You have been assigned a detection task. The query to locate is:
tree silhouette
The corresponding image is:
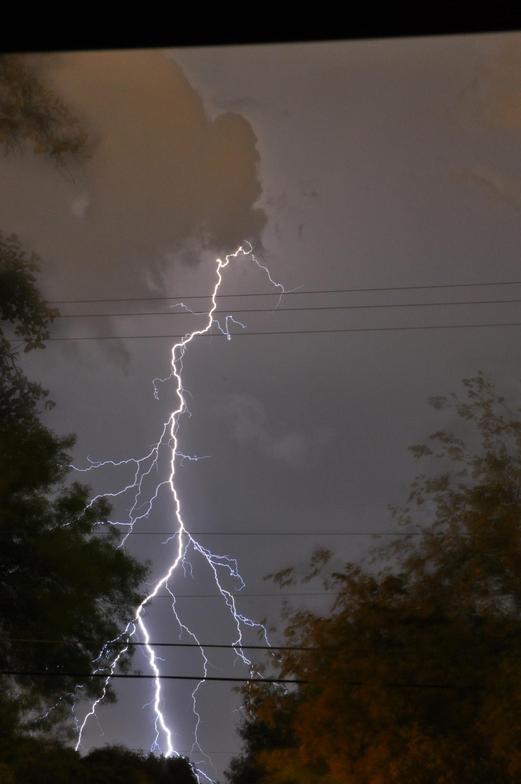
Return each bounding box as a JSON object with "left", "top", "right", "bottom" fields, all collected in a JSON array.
[
  {"left": 0, "top": 740, "right": 198, "bottom": 783},
  {"left": 0, "top": 54, "right": 89, "bottom": 164},
  {"left": 226, "top": 374, "right": 521, "bottom": 784},
  {"left": 0, "top": 230, "right": 147, "bottom": 740}
]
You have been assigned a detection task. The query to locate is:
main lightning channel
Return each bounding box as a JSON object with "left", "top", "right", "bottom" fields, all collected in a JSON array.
[{"left": 72, "top": 244, "right": 284, "bottom": 780}]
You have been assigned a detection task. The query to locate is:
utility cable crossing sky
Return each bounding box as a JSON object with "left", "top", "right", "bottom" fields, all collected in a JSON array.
[{"left": 71, "top": 244, "right": 285, "bottom": 782}]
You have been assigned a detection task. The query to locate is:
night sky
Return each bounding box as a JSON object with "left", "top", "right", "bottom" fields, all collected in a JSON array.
[{"left": 4, "top": 33, "right": 521, "bottom": 780}]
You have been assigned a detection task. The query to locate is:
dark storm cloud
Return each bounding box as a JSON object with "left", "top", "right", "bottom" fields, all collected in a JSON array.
[
  {"left": 225, "top": 393, "right": 334, "bottom": 468},
  {"left": 462, "top": 165, "right": 521, "bottom": 211}
]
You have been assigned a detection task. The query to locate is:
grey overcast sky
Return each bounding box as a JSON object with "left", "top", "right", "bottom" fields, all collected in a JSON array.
[{"left": 5, "top": 32, "right": 521, "bottom": 780}]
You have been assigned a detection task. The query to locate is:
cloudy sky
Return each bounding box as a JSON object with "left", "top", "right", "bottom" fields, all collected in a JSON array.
[{"left": 5, "top": 32, "right": 521, "bottom": 779}]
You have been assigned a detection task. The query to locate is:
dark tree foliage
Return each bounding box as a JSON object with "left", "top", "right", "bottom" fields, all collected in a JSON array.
[
  {"left": 82, "top": 746, "right": 198, "bottom": 784},
  {"left": 226, "top": 374, "right": 521, "bottom": 784},
  {"left": 0, "top": 230, "right": 58, "bottom": 452},
  {"left": 0, "top": 230, "right": 58, "bottom": 351},
  {"left": 0, "top": 53, "right": 161, "bottom": 770},
  {"left": 0, "top": 54, "right": 90, "bottom": 164},
  {"left": 224, "top": 685, "right": 298, "bottom": 784},
  {"left": 0, "top": 240, "right": 148, "bottom": 737},
  {"left": 0, "top": 741, "right": 198, "bottom": 783}
]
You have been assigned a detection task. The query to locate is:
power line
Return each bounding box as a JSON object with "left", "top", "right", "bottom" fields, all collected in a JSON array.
[
  {"left": 0, "top": 590, "right": 336, "bottom": 600},
  {"left": 24, "top": 320, "right": 521, "bottom": 343},
  {"left": 94, "top": 530, "right": 423, "bottom": 536},
  {"left": 1, "top": 670, "right": 479, "bottom": 690},
  {"left": 150, "top": 592, "right": 335, "bottom": 599},
  {"left": 0, "top": 529, "right": 423, "bottom": 539},
  {"left": 53, "top": 297, "right": 521, "bottom": 319},
  {"left": 7, "top": 613, "right": 480, "bottom": 649},
  {"left": 3, "top": 579, "right": 490, "bottom": 602},
  {"left": 0, "top": 593, "right": 336, "bottom": 608},
  {"left": 0, "top": 528, "right": 425, "bottom": 536},
  {"left": 0, "top": 670, "right": 307, "bottom": 684},
  {"left": 8, "top": 638, "right": 314, "bottom": 651},
  {"left": 47, "top": 279, "right": 521, "bottom": 305},
  {"left": 175, "top": 751, "right": 238, "bottom": 755}
]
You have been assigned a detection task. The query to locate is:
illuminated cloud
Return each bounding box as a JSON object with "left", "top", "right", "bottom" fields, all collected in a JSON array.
[
  {"left": 458, "top": 36, "right": 521, "bottom": 132},
  {"left": 4, "top": 50, "right": 266, "bottom": 298},
  {"left": 456, "top": 37, "right": 521, "bottom": 211}
]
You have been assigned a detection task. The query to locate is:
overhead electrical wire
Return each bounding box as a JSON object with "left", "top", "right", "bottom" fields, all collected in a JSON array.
[
  {"left": 94, "top": 592, "right": 334, "bottom": 600},
  {"left": 53, "top": 296, "right": 521, "bottom": 319},
  {"left": 0, "top": 591, "right": 334, "bottom": 600},
  {"left": 47, "top": 278, "right": 521, "bottom": 306},
  {"left": 0, "top": 670, "right": 307, "bottom": 685},
  {"left": 1, "top": 670, "right": 480, "bottom": 690},
  {"left": 8, "top": 639, "right": 316, "bottom": 651},
  {"left": 25, "top": 320, "right": 521, "bottom": 342},
  {"left": 103, "top": 530, "right": 422, "bottom": 536},
  {"left": 6, "top": 278, "right": 509, "bottom": 703},
  {"left": 11, "top": 287, "right": 521, "bottom": 344}
]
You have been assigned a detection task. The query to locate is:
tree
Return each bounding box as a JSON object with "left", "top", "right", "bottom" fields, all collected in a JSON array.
[
  {"left": 226, "top": 374, "right": 521, "bottom": 784},
  {"left": 0, "top": 230, "right": 59, "bottom": 472},
  {"left": 81, "top": 745, "right": 198, "bottom": 784},
  {"left": 0, "top": 58, "right": 198, "bottom": 778},
  {"left": 0, "top": 54, "right": 89, "bottom": 164},
  {"left": 0, "top": 740, "right": 198, "bottom": 783},
  {"left": 0, "top": 237, "right": 148, "bottom": 739},
  {"left": 0, "top": 55, "right": 143, "bottom": 741},
  {"left": 224, "top": 685, "right": 297, "bottom": 784}
]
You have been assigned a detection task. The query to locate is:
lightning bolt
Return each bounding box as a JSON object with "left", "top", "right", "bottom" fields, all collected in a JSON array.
[{"left": 71, "top": 244, "right": 284, "bottom": 780}]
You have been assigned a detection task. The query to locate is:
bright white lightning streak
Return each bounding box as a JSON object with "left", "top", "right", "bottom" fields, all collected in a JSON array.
[{"left": 73, "top": 244, "right": 284, "bottom": 777}]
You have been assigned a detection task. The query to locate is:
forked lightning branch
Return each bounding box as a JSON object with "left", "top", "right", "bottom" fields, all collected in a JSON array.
[{"left": 70, "top": 245, "right": 285, "bottom": 781}]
